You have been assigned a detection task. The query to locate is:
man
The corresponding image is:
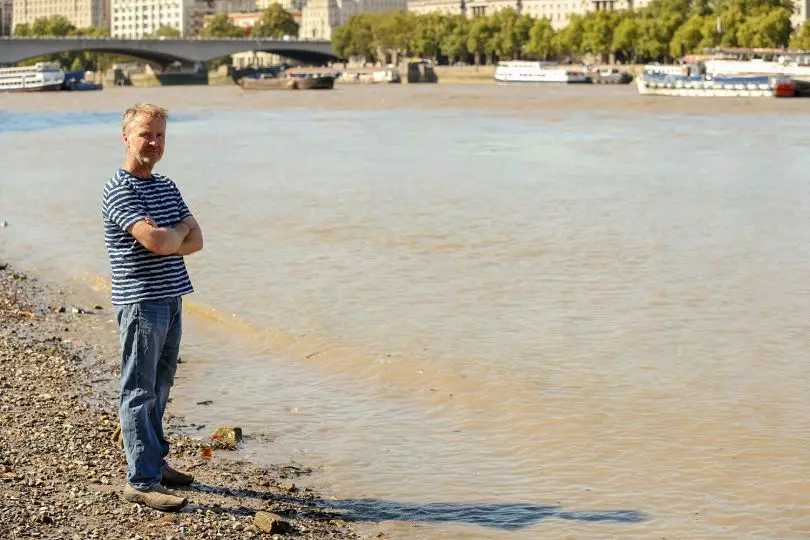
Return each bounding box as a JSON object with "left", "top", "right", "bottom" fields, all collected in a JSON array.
[{"left": 101, "top": 103, "right": 203, "bottom": 512}]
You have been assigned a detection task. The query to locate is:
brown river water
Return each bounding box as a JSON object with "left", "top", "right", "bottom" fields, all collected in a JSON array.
[{"left": 2, "top": 84, "right": 810, "bottom": 539}]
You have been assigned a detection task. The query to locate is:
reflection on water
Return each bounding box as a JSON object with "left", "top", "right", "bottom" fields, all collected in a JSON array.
[{"left": 3, "top": 86, "right": 810, "bottom": 539}]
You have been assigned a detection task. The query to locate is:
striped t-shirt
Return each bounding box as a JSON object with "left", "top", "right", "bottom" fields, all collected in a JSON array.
[{"left": 102, "top": 168, "right": 194, "bottom": 305}]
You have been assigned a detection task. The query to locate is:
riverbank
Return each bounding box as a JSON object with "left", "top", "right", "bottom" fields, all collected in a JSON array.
[{"left": 0, "top": 262, "right": 360, "bottom": 539}]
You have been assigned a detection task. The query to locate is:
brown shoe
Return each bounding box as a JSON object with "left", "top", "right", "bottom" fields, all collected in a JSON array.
[
  {"left": 161, "top": 464, "right": 194, "bottom": 486},
  {"left": 123, "top": 483, "right": 188, "bottom": 512}
]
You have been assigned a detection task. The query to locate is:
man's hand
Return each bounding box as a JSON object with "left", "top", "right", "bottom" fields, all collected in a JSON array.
[
  {"left": 173, "top": 216, "right": 203, "bottom": 256},
  {"left": 128, "top": 218, "right": 191, "bottom": 256}
]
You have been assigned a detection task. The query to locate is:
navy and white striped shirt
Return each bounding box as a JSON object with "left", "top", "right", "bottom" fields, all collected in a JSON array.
[{"left": 102, "top": 168, "right": 194, "bottom": 305}]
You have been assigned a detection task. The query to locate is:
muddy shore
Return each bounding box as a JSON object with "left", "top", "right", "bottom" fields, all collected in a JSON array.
[{"left": 0, "top": 262, "right": 365, "bottom": 539}]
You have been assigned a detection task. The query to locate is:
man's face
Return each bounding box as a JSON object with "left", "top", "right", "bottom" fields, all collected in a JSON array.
[{"left": 123, "top": 114, "right": 166, "bottom": 168}]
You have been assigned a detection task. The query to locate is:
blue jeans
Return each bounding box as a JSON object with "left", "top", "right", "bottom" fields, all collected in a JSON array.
[{"left": 114, "top": 297, "right": 183, "bottom": 489}]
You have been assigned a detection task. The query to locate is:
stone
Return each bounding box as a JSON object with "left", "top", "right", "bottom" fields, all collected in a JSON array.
[
  {"left": 210, "top": 426, "right": 242, "bottom": 448},
  {"left": 252, "top": 512, "right": 291, "bottom": 534}
]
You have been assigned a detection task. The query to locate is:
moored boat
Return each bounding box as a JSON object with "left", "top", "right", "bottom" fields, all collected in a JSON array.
[
  {"left": 239, "top": 71, "right": 336, "bottom": 90},
  {"left": 636, "top": 71, "right": 796, "bottom": 98},
  {"left": 0, "top": 62, "right": 65, "bottom": 92},
  {"left": 588, "top": 67, "right": 633, "bottom": 84},
  {"left": 494, "top": 60, "right": 590, "bottom": 84}
]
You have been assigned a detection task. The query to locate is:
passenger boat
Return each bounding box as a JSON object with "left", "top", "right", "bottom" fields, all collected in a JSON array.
[
  {"left": 636, "top": 71, "right": 796, "bottom": 98},
  {"left": 701, "top": 48, "right": 810, "bottom": 78},
  {"left": 239, "top": 71, "right": 336, "bottom": 90},
  {"left": 0, "top": 62, "right": 65, "bottom": 92},
  {"left": 587, "top": 67, "right": 633, "bottom": 84},
  {"left": 494, "top": 61, "right": 590, "bottom": 83}
]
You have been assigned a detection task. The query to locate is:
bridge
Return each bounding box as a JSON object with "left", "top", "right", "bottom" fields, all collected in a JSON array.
[{"left": 0, "top": 37, "right": 339, "bottom": 67}]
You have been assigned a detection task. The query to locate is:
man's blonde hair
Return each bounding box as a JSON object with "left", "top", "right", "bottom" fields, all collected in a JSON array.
[{"left": 122, "top": 103, "right": 169, "bottom": 133}]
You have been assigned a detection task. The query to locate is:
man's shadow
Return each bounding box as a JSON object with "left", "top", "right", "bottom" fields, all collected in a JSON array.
[{"left": 181, "top": 482, "right": 648, "bottom": 530}]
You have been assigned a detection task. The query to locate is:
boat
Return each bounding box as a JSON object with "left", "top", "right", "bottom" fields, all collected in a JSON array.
[
  {"left": 62, "top": 71, "right": 103, "bottom": 91},
  {"left": 0, "top": 62, "right": 65, "bottom": 92},
  {"left": 636, "top": 70, "right": 796, "bottom": 98},
  {"left": 407, "top": 60, "right": 438, "bottom": 83},
  {"left": 701, "top": 48, "right": 810, "bottom": 78},
  {"left": 494, "top": 61, "right": 590, "bottom": 84},
  {"left": 239, "top": 71, "right": 336, "bottom": 90},
  {"left": 286, "top": 72, "right": 336, "bottom": 90},
  {"left": 338, "top": 67, "right": 401, "bottom": 84},
  {"left": 587, "top": 67, "right": 633, "bottom": 84}
]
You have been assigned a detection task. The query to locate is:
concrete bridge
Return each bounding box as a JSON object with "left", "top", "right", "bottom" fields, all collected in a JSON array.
[{"left": 0, "top": 37, "right": 338, "bottom": 67}]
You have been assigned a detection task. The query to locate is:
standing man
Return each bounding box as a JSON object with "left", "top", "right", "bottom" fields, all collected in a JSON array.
[{"left": 102, "top": 103, "right": 203, "bottom": 511}]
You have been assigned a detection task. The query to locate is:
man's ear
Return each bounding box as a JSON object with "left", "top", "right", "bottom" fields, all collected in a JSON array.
[{"left": 121, "top": 131, "right": 128, "bottom": 146}]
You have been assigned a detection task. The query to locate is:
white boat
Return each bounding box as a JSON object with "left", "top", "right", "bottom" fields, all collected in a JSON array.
[
  {"left": 701, "top": 48, "right": 810, "bottom": 78},
  {"left": 0, "top": 62, "right": 65, "bottom": 92},
  {"left": 494, "top": 61, "right": 590, "bottom": 83},
  {"left": 636, "top": 72, "right": 796, "bottom": 98}
]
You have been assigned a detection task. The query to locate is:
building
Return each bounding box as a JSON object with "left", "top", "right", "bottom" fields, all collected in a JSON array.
[
  {"left": 111, "top": 0, "right": 254, "bottom": 38},
  {"left": 12, "top": 0, "right": 109, "bottom": 29},
  {"left": 409, "top": 0, "right": 632, "bottom": 29},
  {"left": 1, "top": 0, "right": 12, "bottom": 35},
  {"left": 793, "top": 0, "right": 809, "bottom": 28},
  {"left": 299, "top": 0, "right": 406, "bottom": 40}
]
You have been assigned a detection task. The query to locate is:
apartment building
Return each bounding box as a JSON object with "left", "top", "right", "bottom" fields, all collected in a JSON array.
[
  {"left": 299, "top": 0, "right": 405, "bottom": 40},
  {"left": 409, "top": 0, "right": 635, "bottom": 29},
  {"left": 111, "top": 0, "right": 254, "bottom": 38},
  {"left": 1, "top": 0, "right": 12, "bottom": 35},
  {"left": 793, "top": 0, "right": 809, "bottom": 28},
  {"left": 12, "top": 0, "right": 109, "bottom": 29}
]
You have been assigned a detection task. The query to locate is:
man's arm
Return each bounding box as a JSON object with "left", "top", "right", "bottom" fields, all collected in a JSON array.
[
  {"left": 173, "top": 216, "right": 203, "bottom": 256},
  {"left": 128, "top": 220, "right": 191, "bottom": 256}
]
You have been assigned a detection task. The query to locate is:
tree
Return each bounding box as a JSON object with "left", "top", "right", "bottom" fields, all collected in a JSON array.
[
  {"left": 26, "top": 15, "right": 75, "bottom": 36},
  {"left": 252, "top": 4, "right": 299, "bottom": 38},
  {"left": 582, "top": 10, "right": 621, "bottom": 61},
  {"left": 410, "top": 13, "right": 443, "bottom": 60},
  {"left": 439, "top": 15, "right": 469, "bottom": 63},
  {"left": 669, "top": 14, "right": 706, "bottom": 57},
  {"left": 467, "top": 16, "right": 495, "bottom": 65},
  {"left": 152, "top": 25, "right": 181, "bottom": 38},
  {"left": 612, "top": 17, "right": 639, "bottom": 62},
  {"left": 525, "top": 18, "right": 556, "bottom": 60},
  {"left": 199, "top": 14, "right": 245, "bottom": 38},
  {"left": 13, "top": 23, "right": 31, "bottom": 36},
  {"left": 790, "top": 22, "right": 810, "bottom": 50},
  {"left": 332, "top": 14, "right": 375, "bottom": 60},
  {"left": 553, "top": 14, "right": 584, "bottom": 60}
]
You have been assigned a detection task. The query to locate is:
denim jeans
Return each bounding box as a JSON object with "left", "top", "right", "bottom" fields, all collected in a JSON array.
[{"left": 114, "top": 297, "right": 183, "bottom": 489}]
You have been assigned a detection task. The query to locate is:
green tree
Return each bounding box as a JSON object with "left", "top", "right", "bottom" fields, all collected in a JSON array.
[
  {"left": 525, "top": 17, "right": 556, "bottom": 60},
  {"left": 332, "top": 14, "right": 375, "bottom": 60},
  {"left": 20, "top": 15, "right": 76, "bottom": 36},
  {"left": 467, "top": 16, "right": 496, "bottom": 65},
  {"left": 581, "top": 10, "right": 621, "bottom": 61},
  {"left": 199, "top": 14, "right": 246, "bottom": 38},
  {"left": 152, "top": 24, "right": 181, "bottom": 38},
  {"left": 439, "top": 15, "right": 469, "bottom": 63},
  {"left": 410, "top": 13, "right": 443, "bottom": 60},
  {"left": 790, "top": 22, "right": 810, "bottom": 50},
  {"left": 13, "top": 23, "right": 31, "bottom": 36},
  {"left": 669, "top": 14, "right": 706, "bottom": 57},
  {"left": 612, "top": 17, "right": 640, "bottom": 62},
  {"left": 252, "top": 3, "right": 299, "bottom": 38},
  {"left": 553, "top": 14, "right": 584, "bottom": 60}
]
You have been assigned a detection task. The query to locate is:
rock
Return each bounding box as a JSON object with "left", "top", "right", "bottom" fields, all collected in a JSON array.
[
  {"left": 252, "top": 512, "right": 291, "bottom": 534},
  {"left": 280, "top": 482, "right": 297, "bottom": 493},
  {"left": 210, "top": 426, "right": 242, "bottom": 448}
]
